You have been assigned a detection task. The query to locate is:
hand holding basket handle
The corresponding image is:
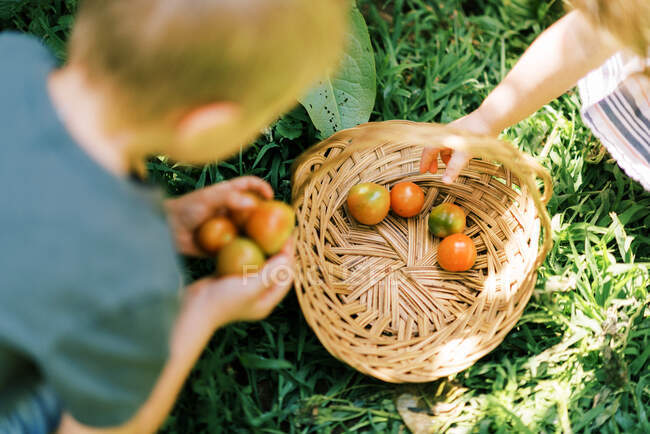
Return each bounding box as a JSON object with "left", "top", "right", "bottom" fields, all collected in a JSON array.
[{"left": 420, "top": 114, "right": 495, "bottom": 183}]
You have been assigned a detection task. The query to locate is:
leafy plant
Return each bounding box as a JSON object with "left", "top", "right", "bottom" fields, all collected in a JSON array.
[
  {"left": 0, "top": 0, "right": 77, "bottom": 61},
  {"left": 299, "top": 2, "right": 376, "bottom": 138}
]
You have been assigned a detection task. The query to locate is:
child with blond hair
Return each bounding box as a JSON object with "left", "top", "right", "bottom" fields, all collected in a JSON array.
[
  {"left": 421, "top": 0, "right": 650, "bottom": 192},
  {"left": 0, "top": 1, "right": 346, "bottom": 433}
]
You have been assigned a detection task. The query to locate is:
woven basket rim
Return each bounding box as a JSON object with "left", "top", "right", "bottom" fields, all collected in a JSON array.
[{"left": 291, "top": 120, "right": 553, "bottom": 382}]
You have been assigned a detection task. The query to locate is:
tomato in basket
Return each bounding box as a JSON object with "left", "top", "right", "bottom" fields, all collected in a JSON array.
[
  {"left": 390, "top": 182, "right": 425, "bottom": 217},
  {"left": 347, "top": 182, "right": 390, "bottom": 225},
  {"left": 428, "top": 203, "right": 465, "bottom": 237},
  {"left": 437, "top": 233, "right": 476, "bottom": 271},
  {"left": 440, "top": 149, "right": 452, "bottom": 165}
]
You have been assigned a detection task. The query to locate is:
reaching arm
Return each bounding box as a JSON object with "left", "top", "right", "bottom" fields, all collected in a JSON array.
[
  {"left": 420, "top": 10, "right": 620, "bottom": 181},
  {"left": 467, "top": 10, "right": 618, "bottom": 135}
]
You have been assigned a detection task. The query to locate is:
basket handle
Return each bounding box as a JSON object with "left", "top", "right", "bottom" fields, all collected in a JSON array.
[
  {"left": 517, "top": 152, "right": 553, "bottom": 266},
  {"left": 518, "top": 151, "right": 553, "bottom": 206}
]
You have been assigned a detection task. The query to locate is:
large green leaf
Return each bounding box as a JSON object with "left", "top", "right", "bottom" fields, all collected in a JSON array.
[{"left": 299, "top": 3, "right": 376, "bottom": 138}]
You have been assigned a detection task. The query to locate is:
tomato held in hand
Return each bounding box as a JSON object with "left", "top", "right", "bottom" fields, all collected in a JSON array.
[
  {"left": 217, "top": 237, "right": 266, "bottom": 275},
  {"left": 196, "top": 216, "right": 237, "bottom": 254},
  {"left": 246, "top": 200, "right": 295, "bottom": 255},
  {"left": 428, "top": 203, "right": 466, "bottom": 237},
  {"left": 390, "top": 182, "right": 425, "bottom": 217},
  {"left": 437, "top": 233, "right": 476, "bottom": 271},
  {"left": 347, "top": 183, "right": 390, "bottom": 225}
]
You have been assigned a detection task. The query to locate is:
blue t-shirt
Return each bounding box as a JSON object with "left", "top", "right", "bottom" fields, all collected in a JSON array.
[{"left": 0, "top": 33, "right": 182, "bottom": 427}]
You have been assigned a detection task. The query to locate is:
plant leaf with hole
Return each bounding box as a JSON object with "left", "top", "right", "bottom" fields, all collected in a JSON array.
[{"left": 299, "top": 3, "right": 376, "bottom": 138}]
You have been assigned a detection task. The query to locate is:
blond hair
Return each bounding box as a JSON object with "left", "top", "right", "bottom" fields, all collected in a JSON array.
[
  {"left": 69, "top": 0, "right": 347, "bottom": 161},
  {"left": 570, "top": 0, "right": 650, "bottom": 58}
]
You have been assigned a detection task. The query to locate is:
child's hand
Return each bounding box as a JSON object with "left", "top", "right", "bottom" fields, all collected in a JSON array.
[
  {"left": 186, "top": 238, "right": 295, "bottom": 326},
  {"left": 164, "top": 176, "right": 273, "bottom": 256},
  {"left": 419, "top": 113, "right": 494, "bottom": 183}
]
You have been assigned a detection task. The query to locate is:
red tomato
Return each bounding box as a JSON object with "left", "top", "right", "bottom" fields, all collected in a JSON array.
[
  {"left": 196, "top": 216, "right": 237, "bottom": 254},
  {"left": 390, "top": 182, "right": 425, "bottom": 217},
  {"left": 437, "top": 233, "right": 476, "bottom": 272},
  {"left": 428, "top": 203, "right": 466, "bottom": 237},
  {"left": 216, "top": 237, "right": 265, "bottom": 275},
  {"left": 245, "top": 200, "right": 295, "bottom": 255},
  {"left": 440, "top": 149, "right": 452, "bottom": 165},
  {"left": 230, "top": 192, "right": 262, "bottom": 228},
  {"left": 347, "top": 183, "right": 390, "bottom": 225}
]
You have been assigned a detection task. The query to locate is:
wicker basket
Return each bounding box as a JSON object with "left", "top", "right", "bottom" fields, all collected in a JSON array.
[{"left": 291, "top": 120, "right": 552, "bottom": 383}]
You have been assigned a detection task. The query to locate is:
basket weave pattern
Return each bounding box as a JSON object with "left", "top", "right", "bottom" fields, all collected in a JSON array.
[{"left": 292, "top": 121, "right": 552, "bottom": 383}]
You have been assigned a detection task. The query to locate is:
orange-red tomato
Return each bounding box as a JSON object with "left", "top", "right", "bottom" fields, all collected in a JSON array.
[
  {"left": 428, "top": 203, "right": 466, "bottom": 237},
  {"left": 196, "top": 216, "right": 237, "bottom": 254},
  {"left": 230, "top": 192, "right": 262, "bottom": 228},
  {"left": 216, "top": 237, "right": 265, "bottom": 275},
  {"left": 390, "top": 182, "right": 425, "bottom": 217},
  {"left": 245, "top": 200, "right": 295, "bottom": 255},
  {"left": 440, "top": 149, "right": 452, "bottom": 165},
  {"left": 437, "top": 233, "right": 476, "bottom": 272},
  {"left": 347, "top": 183, "right": 390, "bottom": 225}
]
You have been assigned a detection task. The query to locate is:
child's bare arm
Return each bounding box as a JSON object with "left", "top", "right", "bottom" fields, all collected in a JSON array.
[{"left": 420, "top": 10, "right": 620, "bottom": 181}]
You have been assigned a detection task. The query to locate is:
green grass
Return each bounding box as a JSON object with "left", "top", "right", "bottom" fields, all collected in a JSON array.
[{"left": 3, "top": 0, "right": 649, "bottom": 432}]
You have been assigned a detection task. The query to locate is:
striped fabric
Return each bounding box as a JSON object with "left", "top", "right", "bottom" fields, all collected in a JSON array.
[
  {"left": 0, "top": 383, "right": 62, "bottom": 434},
  {"left": 577, "top": 50, "right": 650, "bottom": 191}
]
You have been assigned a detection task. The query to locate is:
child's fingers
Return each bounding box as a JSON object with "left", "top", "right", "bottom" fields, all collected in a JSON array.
[
  {"left": 279, "top": 233, "right": 296, "bottom": 257},
  {"left": 261, "top": 252, "right": 294, "bottom": 281},
  {"left": 218, "top": 182, "right": 271, "bottom": 213},
  {"left": 224, "top": 190, "right": 259, "bottom": 210},
  {"left": 255, "top": 254, "right": 294, "bottom": 311},
  {"left": 442, "top": 151, "right": 470, "bottom": 184},
  {"left": 420, "top": 146, "right": 440, "bottom": 174},
  {"left": 257, "top": 270, "right": 294, "bottom": 309},
  {"left": 262, "top": 251, "right": 294, "bottom": 291},
  {"left": 200, "top": 177, "right": 272, "bottom": 210},
  {"left": 236, "top": 253, "right": 293, "bottom": 296},
  {"left": 229, "top": 176, "right": 274, "bottom": 199},
  {"left": 231, "top": 253, "right": 293, "bottom": 315}
]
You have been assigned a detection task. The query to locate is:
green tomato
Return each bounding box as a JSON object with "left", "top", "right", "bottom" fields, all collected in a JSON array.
[
  {"left": 347, "top": 183, "right": 390, "bottom": 225},
  {"left": 428, "top": 203, "right": 466, "bottom": 237},
  {"left": 216, "top": 238, "right": 266, "bottom": 276}
]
